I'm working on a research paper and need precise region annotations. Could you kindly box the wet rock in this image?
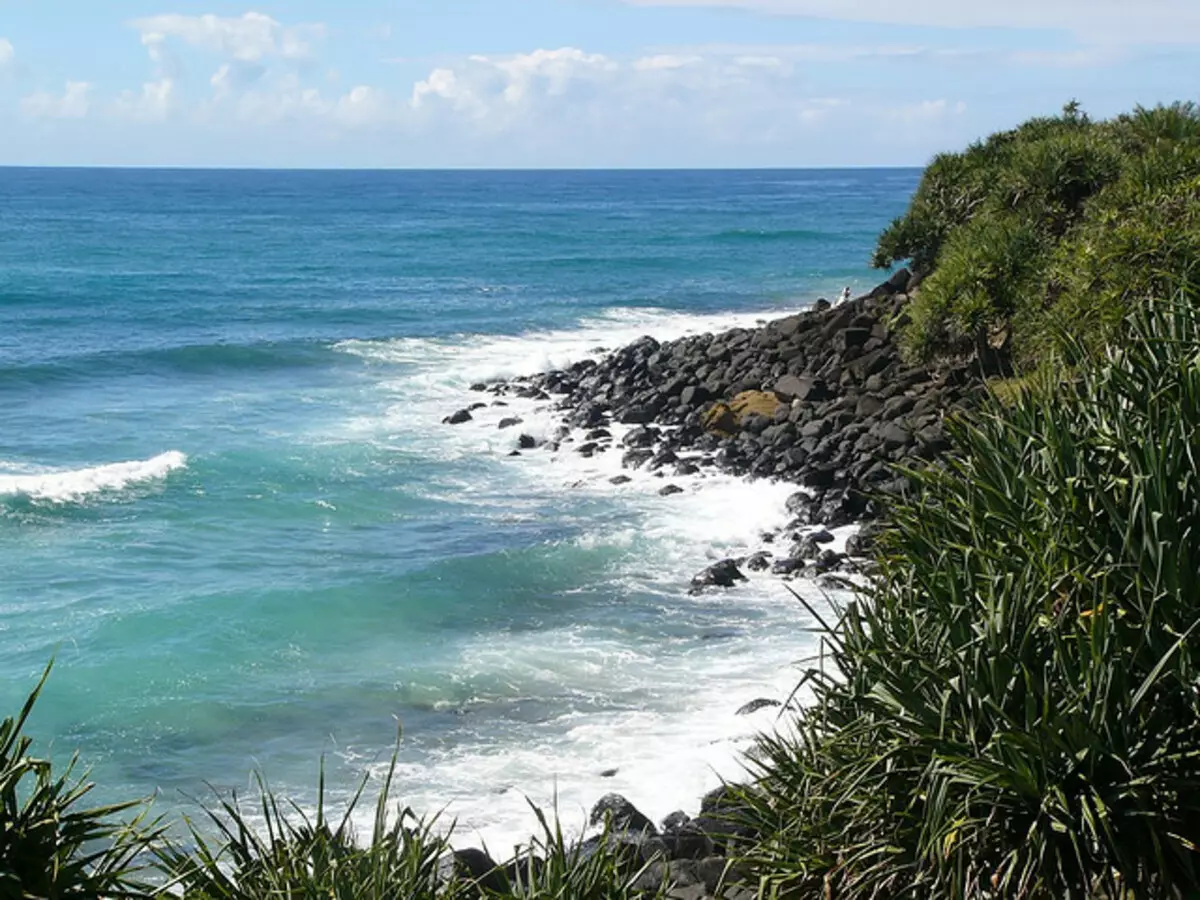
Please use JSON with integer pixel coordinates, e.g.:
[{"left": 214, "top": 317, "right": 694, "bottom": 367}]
[
  {"left": 622, "top": 449, "right": 654, "bottom": 469},
  {"left": 690, "top": 559, "right": 747, "bottom": 593},
  {"left": 659, "top": 484, "right": 685, "bottom": 496},
  {"left": 590, "top": 793, "right": 657, "bottom": 835},
  {"left": 443, "top": 409, "right": 473, "bottom": 425},
  {"left": 497, "top": 417, "right": 523, "bottom": 430},
  {"left": 736, "top": 698, "right": 781, "bottom": 716},
  {"left": 623, "top": 425, "right": 660, "bottom": 448},
  {"left": 744, "top": 551, "right": 773, "bottom": 572},
  {"left": 517, "top": 434, "right": 538, "bottom": 449},
  {"left": 610, "top": 475, "right": 633, "bottom": 485}
]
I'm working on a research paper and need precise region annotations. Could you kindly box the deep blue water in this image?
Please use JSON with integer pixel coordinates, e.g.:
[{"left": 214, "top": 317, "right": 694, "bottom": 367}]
[{"left": 0, "top": 168, "right": 917, "bottom": 841}]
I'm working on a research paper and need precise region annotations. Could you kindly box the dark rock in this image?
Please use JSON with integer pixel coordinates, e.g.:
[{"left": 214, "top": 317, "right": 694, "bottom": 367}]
[
  {"left": 577, "top": 442, "right": 600, "bottom": 457},
  {"left": 774, "top": 374, "right": 830, "bottom": 403},
  {"left": 736, "top": 698, "right": 781, "bottom": 716},
  {"left": 589, "top": 793, "right": 657, "bottom": 835},
  {"left": 845, "top": 523, "right": 882, "bottom": 557},
  {"left": 744, "top": 551, "right": 773, "bottom": 572},
  {"left": 659, "top": 484, "right": 685, "bottom": 496},
  {"left": 619, "top": 399, "right": 665, "bottom": 425},
  {"left": 586, "top": 428, "right": 612, "bottom": 441},
  {"left": 623, "top": 426, "right": 660, "bottom": 448},
  {"left": 610, "top": 475, "right": 633, "bottom": 485},
  {"left": 622, "top": 449, "right": 654, "bottom": 469},
  {"left": 443, "top": 409, "right": 473, "bottom": 425},
  {"left": 517, "top": 434, "right": 538, "bottom": 449},
  {"left": 772, "top": 557, "right": 805, "bottom": 576},
  {"left": 690, "top": 559, "right": 747, "bottom": 593},
  {"left": 680, "top": 385, "right": 713, "bottom": 408},
  {"left": 660, "top": 821, "right": 714, "bottom": 862},
  {"left": 674, "top": 461, "right": 701, "bottom": 477},
  {"left": 470, "top": 382, "right": 489, "bottom": 392},
  {"left": 469, "top": 402, "right": 488, "bottom": 411},
  {"left": 439, "top": 848, "right": 505, "bottom": 892},
  {"left": 856, "top": 394, "right": 885, "bottom": 417}
]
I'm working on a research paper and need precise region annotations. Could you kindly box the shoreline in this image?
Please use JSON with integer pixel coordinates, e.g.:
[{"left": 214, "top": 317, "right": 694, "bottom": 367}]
[{"left": 433, "top": 271, "right": 977, "bottom": 896}]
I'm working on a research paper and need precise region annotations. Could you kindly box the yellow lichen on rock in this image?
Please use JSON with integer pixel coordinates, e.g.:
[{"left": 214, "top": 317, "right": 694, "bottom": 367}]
[
  {"left": 730, "top": 391, "right": 782, "bottom": 421},
  {"left": 701, "top": 391, "right": 782, "bottom": 435}
]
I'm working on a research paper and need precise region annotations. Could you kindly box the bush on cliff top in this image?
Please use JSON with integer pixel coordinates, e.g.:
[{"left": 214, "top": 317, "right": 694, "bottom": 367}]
[
  {"left": 875, "top": 101, "right": 1200, "bottom": 367},
  {"left": 740, "top": 297, "right": 1200, "bottom": 898}
]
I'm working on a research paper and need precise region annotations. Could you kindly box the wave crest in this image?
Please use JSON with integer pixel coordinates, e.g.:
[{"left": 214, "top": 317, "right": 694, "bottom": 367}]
[{"left": 0, "top": 451, "right": 189, "bottom": 504}]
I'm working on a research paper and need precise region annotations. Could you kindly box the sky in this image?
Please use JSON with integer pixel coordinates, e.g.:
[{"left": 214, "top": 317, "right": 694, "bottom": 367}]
[{"left": 0, "top": 0, "right": 1197, "bottom": 167}]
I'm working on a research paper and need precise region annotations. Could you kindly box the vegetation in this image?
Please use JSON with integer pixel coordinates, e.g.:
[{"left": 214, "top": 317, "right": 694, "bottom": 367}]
[
  {"left": 7, "top": 103, "right": 1200, "bottom": 899},
  {"left": 874, "top": 102, "right": 1200, "bottom": 368},
  {"left": 0, "top": 665, "right": 160, "bottom": 898},
  {"left": 739, "top": 297, "right": 1200, "bottom": 898},
  {"left": 2, "top": 675, "right": 671, "bottom": 899}
]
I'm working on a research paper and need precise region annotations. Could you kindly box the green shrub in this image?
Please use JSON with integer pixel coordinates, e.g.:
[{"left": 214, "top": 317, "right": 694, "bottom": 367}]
[
  {"left": 740, "top": 298, "right": 1200, "bottom": 898},
  {"left": 155, "top": 750, "right": 458, "bottom": 900},
  {"left": 0, "top": 665, "right": 159, "bottom": 898},
  {"left": 877, "top": 102, "right": 1200, "bottom": 368}
]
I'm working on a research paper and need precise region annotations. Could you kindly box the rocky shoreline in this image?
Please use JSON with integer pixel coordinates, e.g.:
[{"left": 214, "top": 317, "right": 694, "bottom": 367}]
[
  {"left": 434, "top": 272, "right": 982, "bottom": 897},
  {"left": 445, "top": 269, "right": 977, "bottom": 587}
]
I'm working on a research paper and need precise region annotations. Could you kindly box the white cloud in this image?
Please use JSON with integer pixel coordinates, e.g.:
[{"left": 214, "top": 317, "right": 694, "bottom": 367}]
[
  {"left": 129, "top": 12, "right": 326, "bottom": 63},
  {"left": 21, "top": 82, "right": 92, "bottom": 119},
  {"left": 633, "top": 54, "right": 703, "bottom": 70},
  {"left": 0, "top": 38, "right": 14, "bottom": 69},
  {"left": 116, "top": 79, "right": 176, "bottom": 120},
  {"left": 623, "top": 0, "right": 1200, "bottom": 44}
]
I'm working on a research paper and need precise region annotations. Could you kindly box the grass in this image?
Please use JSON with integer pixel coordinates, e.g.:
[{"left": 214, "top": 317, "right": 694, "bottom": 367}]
[{"left": 0, "top": 663, "right": 161, "bottom": 898}]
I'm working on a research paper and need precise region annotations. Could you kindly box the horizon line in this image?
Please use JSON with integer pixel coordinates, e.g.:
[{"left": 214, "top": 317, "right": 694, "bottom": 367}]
[{"left": 0, "top": 163, "right": 926, "bottom": 173}]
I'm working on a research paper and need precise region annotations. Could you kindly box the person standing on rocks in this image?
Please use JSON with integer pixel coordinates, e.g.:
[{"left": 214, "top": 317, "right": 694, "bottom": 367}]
[{"left": 836, "top": 286, "right": 852, "bottom": 306}]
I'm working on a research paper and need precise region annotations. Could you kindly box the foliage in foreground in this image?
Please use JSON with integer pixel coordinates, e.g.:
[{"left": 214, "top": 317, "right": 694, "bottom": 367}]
[
  {"left": 740, "top": 299, "right": 1200, "bottom": 898},
  {"left": 1, "top": 672, "right": 672, "bottom": 900},
  {"left": 0, "top": 665, "right": 160, "bottom": 898},
  {"left": 874, "top": 101, "right": 1200, "bottom": 367}
]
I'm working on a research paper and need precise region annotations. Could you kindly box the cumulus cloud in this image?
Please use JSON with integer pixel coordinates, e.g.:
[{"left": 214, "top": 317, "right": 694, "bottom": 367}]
[
  {"left": 21, "top": 82, "right": 92, "bottom": 119},
  {"left": 129, "top": 12, "right": 326, "bottom": 63},
  {"left": 622, "top": 0, "right": 1200, "bottom": 44}
]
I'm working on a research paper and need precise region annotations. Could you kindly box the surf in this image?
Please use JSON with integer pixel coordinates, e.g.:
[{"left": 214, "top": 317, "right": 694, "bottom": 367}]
[{"left": 0, "top": 451, "right": 188, "bottom": 504}]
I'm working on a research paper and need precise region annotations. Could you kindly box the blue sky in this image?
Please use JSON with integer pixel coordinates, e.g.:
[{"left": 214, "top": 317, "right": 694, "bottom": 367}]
[{"left": 0, "top": 0, "right": 1197, "bottom": 167}]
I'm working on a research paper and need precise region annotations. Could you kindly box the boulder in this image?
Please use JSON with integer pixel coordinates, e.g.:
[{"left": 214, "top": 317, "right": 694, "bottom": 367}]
[
  {"left": 777, "top": 374, "right": 831, "bottom": 403},
  {"left": 659, "top": 484, "right": 685, "bottom": 496},
  {"left": 443, "top": 409, "right": 473, "bottom": 425},
  {"left": 680, "top": 385, "right": 713, "bottom": 408},
  {"left": 729, "top": 391, "right": 782, "bottom": 422},
  {"left": 690, "top": 559, "right": 747, "bottom": 593},
  {"left": 701, "top": 402, "right": 739, "bottom": 436},
  {"left": 589, "top": 793, "right": 657, "bottom": 835},
  {"left": 744, "top": 551, "right": 773, "bottom": 572},
  {"left": 517, "top": 434, "right": 538, "bottom": 449},
  {"left": 498, "top": 417, "right": 523, "bottom": 429}
]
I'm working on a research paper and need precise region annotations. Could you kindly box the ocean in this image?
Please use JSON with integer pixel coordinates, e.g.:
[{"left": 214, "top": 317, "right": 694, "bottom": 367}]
[{"left": 0, "top": 168, "right": 918, "bottom": 847}]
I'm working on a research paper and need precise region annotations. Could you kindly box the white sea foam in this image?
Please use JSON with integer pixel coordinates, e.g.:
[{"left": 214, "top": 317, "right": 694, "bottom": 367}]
[
  {"left": 0, "top": 451, "right": 188, "bottom": 503},
  {"left": 333, "top": 302, "right": 849, "bottom": 848}
]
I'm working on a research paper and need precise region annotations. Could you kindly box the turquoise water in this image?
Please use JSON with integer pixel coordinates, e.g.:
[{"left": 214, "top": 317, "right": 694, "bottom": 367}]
[{"left": 0, "top": 168, "right": 917, "bottom": 842}]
